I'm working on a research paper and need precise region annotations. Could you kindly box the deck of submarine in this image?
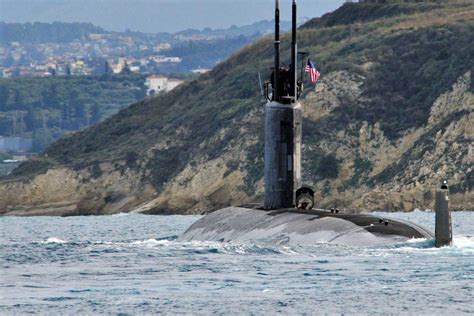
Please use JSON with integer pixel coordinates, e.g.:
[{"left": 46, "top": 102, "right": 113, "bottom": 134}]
[{"left": 179, "top": 206, "right": 434, "bottom": 246}]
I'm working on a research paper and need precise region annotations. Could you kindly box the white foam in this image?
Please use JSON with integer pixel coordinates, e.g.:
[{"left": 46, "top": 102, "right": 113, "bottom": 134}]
[
  {"left": 405, "top": 237, "right": 429, "bottom": 244},
  {"left": 111, "top": 212, "right": 130, "bottom": 217},
  {"left": 131, "top": 239, "right": 170, "bottom": 246},
  {"left": 452, "top": 236, "right": 474, "bottom": 249},
  {"left": 43, "top": 237, "right": 67, "bottom": 244}
]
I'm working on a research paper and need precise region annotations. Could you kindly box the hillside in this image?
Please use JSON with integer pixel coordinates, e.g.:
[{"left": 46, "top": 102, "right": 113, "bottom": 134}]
[
  {"left": 0, "top": 22, "right": 104, "bottom": 44},
  {"left": 0, "top": 1, "right": 472, "bottom": 216}
]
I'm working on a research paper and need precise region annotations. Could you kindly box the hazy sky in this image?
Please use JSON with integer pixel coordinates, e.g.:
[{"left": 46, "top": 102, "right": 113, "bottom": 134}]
[{"left": 0, "top": 0, "right": 345, "bottom": 33}]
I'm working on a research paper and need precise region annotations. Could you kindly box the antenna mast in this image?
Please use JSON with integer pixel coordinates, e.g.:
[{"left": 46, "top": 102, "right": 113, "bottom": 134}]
[
  {"left": 291, "top": 0, "right": 297, "bottom": 99},
  {"left": 274, "top": 0, "right": 280, "bottom": 102}
]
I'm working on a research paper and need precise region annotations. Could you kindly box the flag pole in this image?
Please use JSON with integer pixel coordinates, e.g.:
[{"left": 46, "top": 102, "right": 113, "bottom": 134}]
[{"left": 298, "top": 52, "right": 308, "bottom": 83}]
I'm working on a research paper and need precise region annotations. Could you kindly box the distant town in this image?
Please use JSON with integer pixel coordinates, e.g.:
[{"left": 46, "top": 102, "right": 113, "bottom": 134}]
[
  {"left": 0, "top": 19, "right": 291, "bottom": 79},
  {"left": 0, "top": 34, "right": 211, "bottom": 79}
]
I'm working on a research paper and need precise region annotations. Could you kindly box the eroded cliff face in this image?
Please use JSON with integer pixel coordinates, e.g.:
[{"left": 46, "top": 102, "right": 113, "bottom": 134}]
[
  {"left": 0, "top": 71, "right": 471, "bottom": 215},
  {"left": 0, "top": 160, "right": 149, "bottom": 216},
  {"left": 303, "top": 71, "right": 473, "bottom": 212}
]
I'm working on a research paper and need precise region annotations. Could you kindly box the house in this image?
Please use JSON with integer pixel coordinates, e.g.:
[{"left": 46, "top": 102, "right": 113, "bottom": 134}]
[
  {"left": 107, "top": 60, "right": 123, "bottom": 74},
  {"left": 151, "top": 56, "right": 182, "bottom": 64},
  {"left": 145, "top": 75, "right": 184, "bottom": 96},
  {"left": 145, "top": 74, "right": 168, "bottom": 95},
  {"left": 154, "top": 43, "right": 171, "bottom": 52}
]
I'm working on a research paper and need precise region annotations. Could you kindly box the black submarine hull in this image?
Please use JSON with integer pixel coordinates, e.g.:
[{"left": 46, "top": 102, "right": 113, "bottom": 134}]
[{"left": 179, "top": 207, "right": 434, "bottom": 247}]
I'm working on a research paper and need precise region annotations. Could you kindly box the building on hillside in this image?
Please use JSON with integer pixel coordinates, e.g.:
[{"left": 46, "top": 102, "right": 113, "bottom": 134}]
[
  {"left": 145, "top": 75, "right": 168, "bottom": 95},
  {"left": 145, "top": 75, "right": 184, "bottom": 96},
  {"left": 106, "top": 60, "right": 123, "bottom": 74},
  {"left": 154, "top": 43, "right": 171, "bottom": 52},
  {"left": 0, "top": 68, "right": 13, "bottom": 78},
  {"left": 54, "top": 63, "right": 70, "bottom": 76},
  {"left": 67, "top": 60, "right": 93, "bottom": 76},
  {"left": 151, "top": 56, "right": 182, "bottom": 64},
  {"left": 129, "top": 65, "right": 141, "bottom": 73}
]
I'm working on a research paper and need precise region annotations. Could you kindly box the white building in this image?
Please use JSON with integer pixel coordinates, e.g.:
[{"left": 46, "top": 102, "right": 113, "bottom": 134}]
[
  {"left": 145, "top": 75, "right": 184, "bottom": 96},
  {"left": 151, "top": 56, "right": 182, "bottom": 63},
  {"left": 129, "top": 65, "right": 141, "bottom": 73}
]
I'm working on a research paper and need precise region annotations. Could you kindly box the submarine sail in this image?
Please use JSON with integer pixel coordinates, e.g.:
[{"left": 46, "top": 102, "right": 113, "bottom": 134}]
[{"left": 265, "top": 0, "right": 302, "bottom": 209}]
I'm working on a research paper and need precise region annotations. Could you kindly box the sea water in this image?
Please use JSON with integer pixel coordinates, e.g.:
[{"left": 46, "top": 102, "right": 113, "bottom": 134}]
[{"left": 1, "top": 211, "right": 473, "bottom": 314}]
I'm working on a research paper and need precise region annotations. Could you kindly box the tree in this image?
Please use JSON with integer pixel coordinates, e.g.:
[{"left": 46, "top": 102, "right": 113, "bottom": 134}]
[
  {"left": 90, "top": 103, "right": 101, "bottom": 123},
  {"left": 24, "top": 105, "right": 37, "bottom": 131},
  {"left": 3, "top": 55, "right": 15, "bottom": 67},
  {"left": 74, "top": 103, "right": 86, "bottom": 127},
  {"left": 13, "top": 89, "right": 24, "bottom": 106},
  {"left": 317, "top": 155, "right": 339, "bottom": 179},
  {"left": 104, "top": 60, "right": 112, "bottom": 74},
  {"left": 0, "top": 85, "right": 9, "bottom": 105},
  {"left": 41, "top": 82, "right": 59, "bottom": 107},
  {"left": 120, "top": 62, "right": 132, "bottom": 75},
  {"left": 32, "top": 128, "right": 53, "bottom": 152}
]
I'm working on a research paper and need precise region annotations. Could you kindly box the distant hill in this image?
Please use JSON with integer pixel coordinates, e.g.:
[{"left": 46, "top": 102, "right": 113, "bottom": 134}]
[
  {"left": 1, "top": 1, "right": 472, "bottom": 215},
  {"left": 0, "top": 22, "right": 104, "bottom": 44},
  {"left": 176, "top": 20, "right": 292, "bottom": 38},
  {"left": 0, "top": 19, "right": 290, "bottom": 45}
]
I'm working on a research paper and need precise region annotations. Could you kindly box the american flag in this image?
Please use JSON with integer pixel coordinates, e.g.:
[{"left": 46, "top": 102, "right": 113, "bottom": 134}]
[{"left": 305, "top": 59, "right": 320, "bottom": 83}]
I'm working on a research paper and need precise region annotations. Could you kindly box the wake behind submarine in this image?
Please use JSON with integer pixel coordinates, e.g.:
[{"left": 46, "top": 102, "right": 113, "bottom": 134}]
[{"left": 180, "top": 0, "right": 452, "bottom": 248}]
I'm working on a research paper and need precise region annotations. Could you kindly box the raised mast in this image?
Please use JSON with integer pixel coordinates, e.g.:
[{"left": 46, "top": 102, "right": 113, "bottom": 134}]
[
  {"left": 274, "top": 0, "right": 280, "bottom": 102},
  {"left": 290, "top": 0, "right": 297, "bottom": 99}
]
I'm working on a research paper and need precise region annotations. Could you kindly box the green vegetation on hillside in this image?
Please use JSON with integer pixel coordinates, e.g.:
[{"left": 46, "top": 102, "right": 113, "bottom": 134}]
[
  {"left": 159, "top": 35, "right": 256, "bottom": 73},
  {"left": 302, "top": 1, "right": 443, "bottom": 28},
  {"left": 0, "top": 75, "right": 146, "bottom": 151}
]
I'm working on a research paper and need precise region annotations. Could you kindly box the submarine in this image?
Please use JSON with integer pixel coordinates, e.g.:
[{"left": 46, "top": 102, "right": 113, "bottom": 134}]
[{"left": 180, "top": 0, "right": 452, "bottom": 248}]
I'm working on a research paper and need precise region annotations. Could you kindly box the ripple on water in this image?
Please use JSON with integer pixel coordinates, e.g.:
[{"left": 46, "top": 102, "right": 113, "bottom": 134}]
[{"left": 0, "top": 212, "right": 473, "bottom": 314}]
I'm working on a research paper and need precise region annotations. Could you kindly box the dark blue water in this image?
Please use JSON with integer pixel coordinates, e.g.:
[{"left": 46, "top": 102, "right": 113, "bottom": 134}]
[{"left": 1, "top": 211, "right": 473, "bottom": 314}]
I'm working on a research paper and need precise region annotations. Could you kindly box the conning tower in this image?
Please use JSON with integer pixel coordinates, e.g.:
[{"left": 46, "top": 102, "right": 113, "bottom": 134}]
[{"left": 264, "top": 0, "right": 302, "bottom": 209}]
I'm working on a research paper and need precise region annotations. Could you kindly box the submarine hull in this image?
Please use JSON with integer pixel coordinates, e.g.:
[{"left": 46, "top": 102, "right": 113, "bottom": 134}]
[{"left": 179, "top": 207, "right": 434, "bottom": 247}]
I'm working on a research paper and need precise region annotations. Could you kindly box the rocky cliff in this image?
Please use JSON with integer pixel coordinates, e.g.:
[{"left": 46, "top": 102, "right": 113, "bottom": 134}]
[{"left": 1, "top": 1, "right": 473, "bottom": 215}]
